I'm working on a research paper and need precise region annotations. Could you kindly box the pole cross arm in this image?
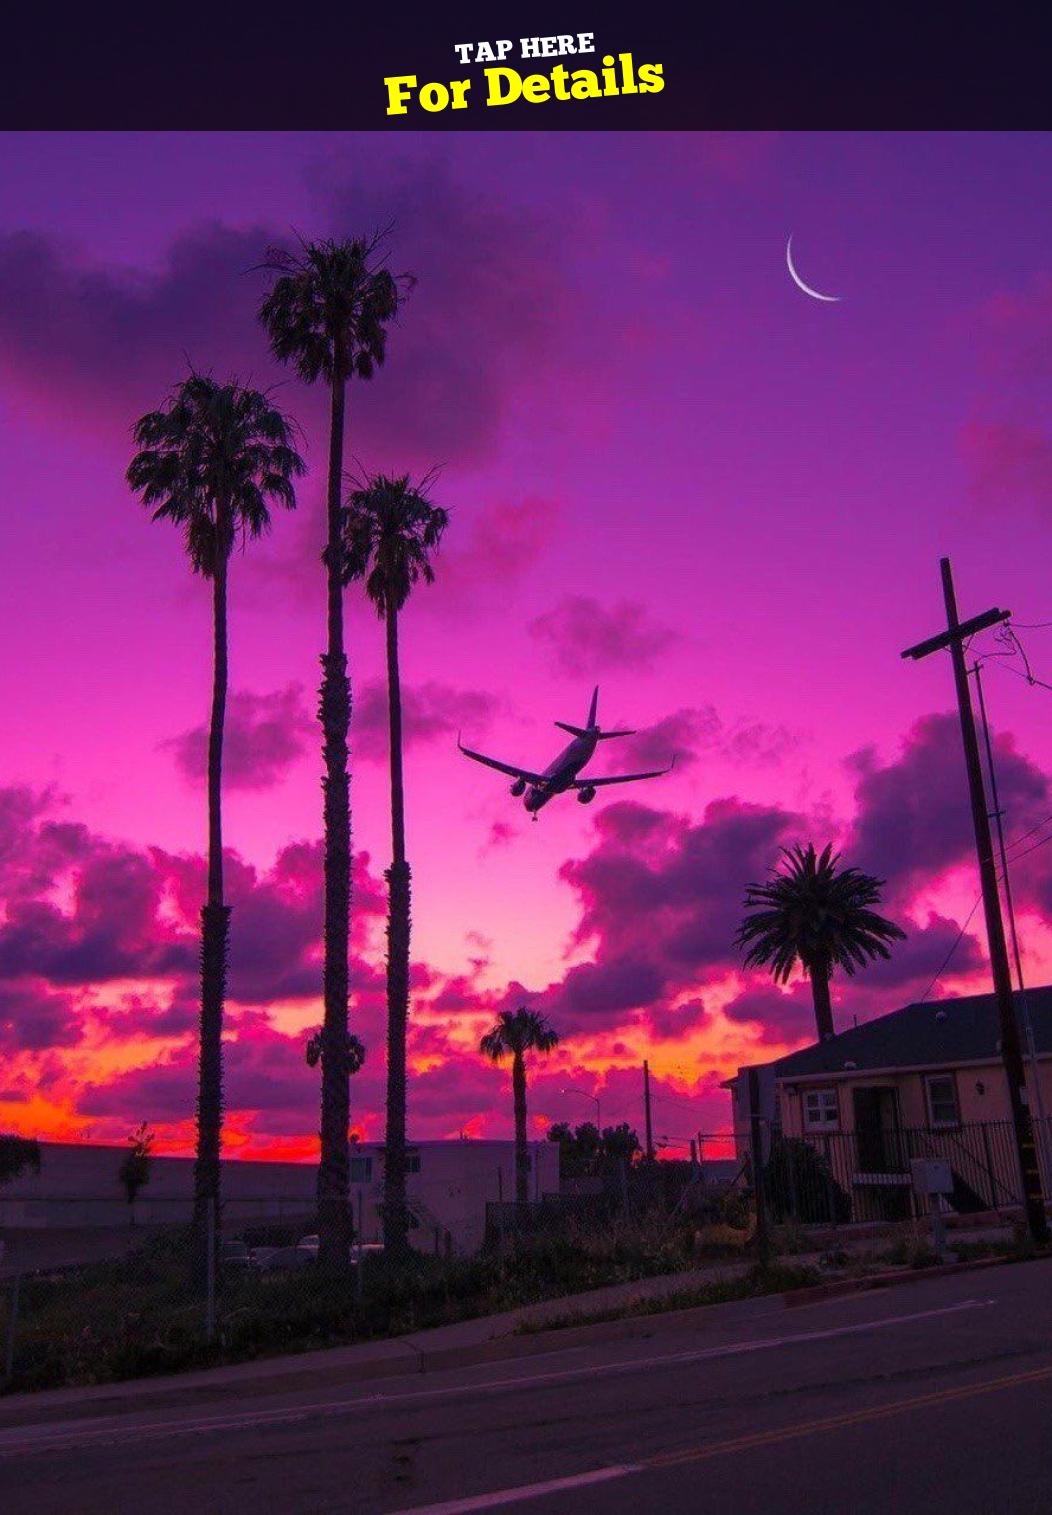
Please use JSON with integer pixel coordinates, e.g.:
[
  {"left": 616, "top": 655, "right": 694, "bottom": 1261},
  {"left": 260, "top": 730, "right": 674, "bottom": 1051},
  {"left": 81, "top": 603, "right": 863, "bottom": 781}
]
[{"left": 900, "top": 606, "right": 1011, "bottom": 661}]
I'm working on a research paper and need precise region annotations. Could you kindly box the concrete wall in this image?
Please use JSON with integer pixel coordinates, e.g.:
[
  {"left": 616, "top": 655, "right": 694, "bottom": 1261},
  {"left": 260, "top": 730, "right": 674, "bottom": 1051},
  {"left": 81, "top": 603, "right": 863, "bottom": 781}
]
[
  {"left": 0, "top": 1138, "right": 561, "bottom": 1255},
  {"left": 351, "top": 1140, "right": 560, "bottom": 1254}
]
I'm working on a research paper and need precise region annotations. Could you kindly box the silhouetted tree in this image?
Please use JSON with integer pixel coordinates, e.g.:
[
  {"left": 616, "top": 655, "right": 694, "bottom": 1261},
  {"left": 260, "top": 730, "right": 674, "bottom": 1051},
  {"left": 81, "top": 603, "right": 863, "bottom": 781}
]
[
  {"left": 600, "top": 1122, "right": 642, "bottom": 1168},
  {"left": 548, "top": 1121, "right": 641, "bottom": 1179},
  {"left": 0, "top": 1135, "right": 41, "bottom": 1186},
  {"left": 343, "top": 472, "right": 448, "bottom": 1259},
  {"left": 258, "top": 236, "right": 409, "bottom": 1268},
  {"left": 735, "top": 843, "right": 905, "bottom": 1042},
  {"left": 118, "top": 1122, "right": 155, "bottom": 1221},
  {"left": 764, "top": 1135, "right": 852, "bottom": 1223},
  {"left": 547, "top": 1121, "right": 600, "bottom": 1178},
  {"left": 480, "top": 1008, "right": 560, "bottom": 1204},
  {"left": 127, "top": 376, "right": 302, "bottom": 1238}
]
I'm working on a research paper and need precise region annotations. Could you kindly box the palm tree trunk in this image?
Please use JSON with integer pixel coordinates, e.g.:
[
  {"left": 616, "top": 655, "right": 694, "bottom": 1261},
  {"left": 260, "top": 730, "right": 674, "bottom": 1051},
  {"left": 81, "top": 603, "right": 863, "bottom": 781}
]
[
  {"left": 384, "top": 605, "right": 412, "bottom": 1258},
  {"left": 512, "top": 1051, "right": 529, "bottom": 1206},
  {"left": 196, "top": 544, "right": 231, "bottom": 1261},
  {"left": 810, "top": 963, "right": 835, "bottom": 1042},
  {"left": 317, "top": 367, "right": 352, "bottom": 1267}
]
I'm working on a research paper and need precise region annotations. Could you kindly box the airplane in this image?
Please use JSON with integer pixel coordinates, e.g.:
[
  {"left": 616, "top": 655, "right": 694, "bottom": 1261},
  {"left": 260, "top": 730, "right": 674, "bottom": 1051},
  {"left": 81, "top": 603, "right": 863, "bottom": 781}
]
[{"left": 458, "top": 687, "right": 673, "bottom": 818}]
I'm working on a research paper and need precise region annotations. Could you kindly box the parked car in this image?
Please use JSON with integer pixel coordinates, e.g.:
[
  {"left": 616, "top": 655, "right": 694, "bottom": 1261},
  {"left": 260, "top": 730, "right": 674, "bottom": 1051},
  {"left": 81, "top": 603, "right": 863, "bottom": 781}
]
[
  {"left": 220, "top": 1240, "right": 255, "bottom": 1272},
  {"left": 295, "top": 1233, "right": 384, "bottom": 1265},
  {"left": 351, "top": 1242, "right": 384, "bottom": 1265},
  {"left": 255, "top": 1245, "right": 312, "bottom": 1273}
]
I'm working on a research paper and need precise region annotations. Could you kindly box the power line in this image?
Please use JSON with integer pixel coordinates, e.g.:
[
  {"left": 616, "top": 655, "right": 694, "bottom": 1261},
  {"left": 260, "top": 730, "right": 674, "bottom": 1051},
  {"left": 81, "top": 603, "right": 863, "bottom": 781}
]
[
  {"left": 914, "top": 894, "right": 983, "bottom": 1006},
  {"left": 1003, "top": 828, "right": 1052, "bottom": 867},
  {"left": 990, "top": 658, "right": 1052, "bottom": 694}
]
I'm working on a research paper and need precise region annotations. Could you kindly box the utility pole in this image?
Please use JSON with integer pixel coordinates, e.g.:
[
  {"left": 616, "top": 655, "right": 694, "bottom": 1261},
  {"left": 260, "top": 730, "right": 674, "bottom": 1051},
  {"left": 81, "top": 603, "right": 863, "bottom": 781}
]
[
  {"left": 747, "top": 1065, "right": 771, "bottom": 1267},
  {"left": 643, "top": 1059, "right": 654, "bottom": 1161},
  {"left": 902, "top": 557, "right": 1048, "bottom": 1244},
  {"left": 973, "top": 659, "right": 1052, "bottom": 1184}
]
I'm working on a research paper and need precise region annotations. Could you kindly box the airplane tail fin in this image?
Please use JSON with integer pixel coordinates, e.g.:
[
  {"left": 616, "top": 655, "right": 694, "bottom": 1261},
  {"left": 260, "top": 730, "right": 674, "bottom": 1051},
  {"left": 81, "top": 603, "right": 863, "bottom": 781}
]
[
  {"left": 557, "top": 688, "right": 634, "bottom": 739},
  {"left": 555, "top": 686, "right": 602, "bottom": 740}
]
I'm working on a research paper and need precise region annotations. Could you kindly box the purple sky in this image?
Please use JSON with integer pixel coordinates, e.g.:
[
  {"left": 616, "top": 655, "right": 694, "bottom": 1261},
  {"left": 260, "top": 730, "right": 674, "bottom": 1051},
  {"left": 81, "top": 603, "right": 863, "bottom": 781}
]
[{"left": 3, "top": 131, "right": 1052, "bottom": 1158}]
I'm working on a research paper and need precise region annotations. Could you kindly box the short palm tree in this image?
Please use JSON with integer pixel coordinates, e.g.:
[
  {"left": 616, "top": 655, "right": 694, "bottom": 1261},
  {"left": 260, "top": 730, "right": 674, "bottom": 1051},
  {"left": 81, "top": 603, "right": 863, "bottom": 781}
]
[
  {"left": 480, "top": 1008, "right": 560, "bottom": 1205},
  {"left": 258, "top": 235, "right": 409, "bottom": 1265},
  {"left": 735, "top": 843, "right": 905, "bottom": 1042},
  {"left": 343, "top": 472, "right": 448, "bottom": 1259},
  {"left": 127, "top": 375, "right": 303, "bottom": 1239}
]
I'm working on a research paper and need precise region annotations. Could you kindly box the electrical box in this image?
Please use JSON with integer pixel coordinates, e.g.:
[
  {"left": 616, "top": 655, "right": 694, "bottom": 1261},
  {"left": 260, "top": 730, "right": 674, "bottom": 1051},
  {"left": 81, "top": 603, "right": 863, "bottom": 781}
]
[{"left": 910, "top": 1157, "right": 953, "bottom": 1196}]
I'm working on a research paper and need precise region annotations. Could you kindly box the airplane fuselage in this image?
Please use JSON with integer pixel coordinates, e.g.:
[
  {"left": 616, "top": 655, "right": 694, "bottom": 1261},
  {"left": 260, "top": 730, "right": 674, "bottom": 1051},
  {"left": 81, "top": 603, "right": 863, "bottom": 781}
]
[
  {"left": 458, "top": 685, "right": 669, "bottom": 818},
  {"left": 524, "top": 731, "right": 598, "bottom": 812}
]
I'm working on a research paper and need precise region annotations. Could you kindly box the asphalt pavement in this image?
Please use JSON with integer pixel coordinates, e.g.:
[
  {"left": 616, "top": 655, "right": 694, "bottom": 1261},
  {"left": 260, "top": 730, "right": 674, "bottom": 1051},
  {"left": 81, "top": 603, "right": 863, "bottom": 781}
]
[{"left": 0, "top": 1258, "right": 1049, "bottom": 1513}]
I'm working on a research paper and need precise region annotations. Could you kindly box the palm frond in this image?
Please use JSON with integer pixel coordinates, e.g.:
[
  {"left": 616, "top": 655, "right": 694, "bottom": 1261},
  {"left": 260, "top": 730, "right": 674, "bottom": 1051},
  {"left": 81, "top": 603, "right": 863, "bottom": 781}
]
[
  {"left": 257, "top": 233, "right": 412, "bottom": 387},
  {"left": 735, "top": 841, "right": 906, "bottom": 985},
  {"left": 478, "top": 1005, "right": 560, "bottom": 1060},
  {"left": 127, "top": 374, "right": 303, "bottom": 575},
  {"left": 342, "top": 471, "right": 449, "bottom": 614}
]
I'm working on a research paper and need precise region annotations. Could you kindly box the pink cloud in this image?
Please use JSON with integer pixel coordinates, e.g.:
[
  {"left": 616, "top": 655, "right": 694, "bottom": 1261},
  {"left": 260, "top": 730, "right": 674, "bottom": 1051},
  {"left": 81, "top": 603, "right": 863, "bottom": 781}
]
[
  {"left": 847, "top": 712, "right": 1050, "bottom": 899},
  {"left": 165, "top": 685, "right": 314, "bottom": 790},
  {"left": 529, "top": 595, "right": 677, "bottom": 677},
  {"left": 352, "top": 680, "right": 499, "bottom": 762},
  {"left": 0, "top": 159, "right": 608, "bottom": 473},
  {"left": 618, "top": 708, "right": 796, "bottom": 772},
  {"left": 961, "top": 420, "right": 1052, "bottom": 514}
]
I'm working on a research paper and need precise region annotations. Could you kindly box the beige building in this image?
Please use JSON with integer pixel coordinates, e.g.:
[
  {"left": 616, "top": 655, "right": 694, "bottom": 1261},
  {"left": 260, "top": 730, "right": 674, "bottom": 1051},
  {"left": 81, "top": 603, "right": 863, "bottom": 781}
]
[{"left": 726, "top": 987, "right": 1052, "bottom": 1222}]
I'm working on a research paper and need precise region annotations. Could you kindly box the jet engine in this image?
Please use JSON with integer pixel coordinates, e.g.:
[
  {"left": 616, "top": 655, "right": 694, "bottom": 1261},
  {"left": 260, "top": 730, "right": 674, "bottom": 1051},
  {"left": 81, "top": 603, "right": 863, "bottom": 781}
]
[
  {"left": 577, "top": 785, "right": 597, "bottom": 804},
  {"left": 510, "top": 777, "right": 527, "bottom": 797}
]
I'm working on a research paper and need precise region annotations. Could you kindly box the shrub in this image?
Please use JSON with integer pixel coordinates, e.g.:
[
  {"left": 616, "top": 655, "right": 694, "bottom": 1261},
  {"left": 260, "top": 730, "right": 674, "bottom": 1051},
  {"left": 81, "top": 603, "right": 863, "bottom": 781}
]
[{"left": 764, "top": 1137, "right": 852, "bottom": 1224}]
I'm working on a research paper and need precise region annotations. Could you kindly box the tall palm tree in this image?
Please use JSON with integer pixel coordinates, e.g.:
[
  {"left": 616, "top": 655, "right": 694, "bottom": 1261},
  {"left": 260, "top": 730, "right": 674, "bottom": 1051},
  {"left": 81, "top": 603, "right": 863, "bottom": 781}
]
[
  {"left": 127, "top": 375, "right": 303, "bottom": 1235},
  {"left": 735, "top": 843, "right": 905, "bottom": 1042},
  {"left": 258, "top": 235, "right": 409, "bottom": 1264},
  {"left": 480, "top": 1007, "right": 560, "bottom": 1205},
  {"left": 343, "top": 472, "right": 448, "bottom": 1259}
]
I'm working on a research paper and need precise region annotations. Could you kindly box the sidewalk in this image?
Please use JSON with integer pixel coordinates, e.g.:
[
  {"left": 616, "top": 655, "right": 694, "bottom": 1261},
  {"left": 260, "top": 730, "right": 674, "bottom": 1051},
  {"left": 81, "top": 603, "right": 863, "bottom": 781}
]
[
  {"left": 0, "top": 1242, "right": 1023, "bottom": 1430},
  {"left": 0, "top": 1255, "right": 771, "bottom": 1427}
]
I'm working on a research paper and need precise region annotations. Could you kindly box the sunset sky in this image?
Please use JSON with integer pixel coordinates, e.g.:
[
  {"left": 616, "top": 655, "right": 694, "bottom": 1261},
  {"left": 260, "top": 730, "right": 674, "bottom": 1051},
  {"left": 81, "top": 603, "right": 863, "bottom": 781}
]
[{"left": 4, "top": 130, "right": 1052, "bottom": 1161}]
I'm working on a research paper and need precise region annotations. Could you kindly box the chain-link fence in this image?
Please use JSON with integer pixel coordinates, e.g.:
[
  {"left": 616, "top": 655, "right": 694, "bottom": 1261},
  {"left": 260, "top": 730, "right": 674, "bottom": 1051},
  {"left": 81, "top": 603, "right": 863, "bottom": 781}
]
[
  {"left": 485, "top": 1150, "right": 739, "bottom": 1246},
  {"left": 0, "top": 1196, "right": 319, "bottom": 1392},
  {"left": 1, "top": 1155, "right": 749, "bottom": 1394}
]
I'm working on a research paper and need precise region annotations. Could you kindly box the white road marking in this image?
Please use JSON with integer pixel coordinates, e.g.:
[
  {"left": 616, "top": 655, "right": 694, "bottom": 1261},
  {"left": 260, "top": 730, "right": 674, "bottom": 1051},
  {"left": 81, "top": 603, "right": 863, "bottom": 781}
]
[
  {"left": 0, "top": 1297, "right": 995, "bottom": 1458},
  {"left": 394, "top": 1465, "right": 638, "bottom": 1514}
]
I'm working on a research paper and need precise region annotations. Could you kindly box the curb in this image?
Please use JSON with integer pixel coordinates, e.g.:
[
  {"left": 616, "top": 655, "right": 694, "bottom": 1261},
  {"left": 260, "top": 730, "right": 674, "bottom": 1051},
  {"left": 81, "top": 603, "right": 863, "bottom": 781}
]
[
  {"left": 781, "top": 1251, "right": 1027, "bottom": 1308},
  {"left": 1, "top": 1251, "right": 1043, "bottom": 1429}
]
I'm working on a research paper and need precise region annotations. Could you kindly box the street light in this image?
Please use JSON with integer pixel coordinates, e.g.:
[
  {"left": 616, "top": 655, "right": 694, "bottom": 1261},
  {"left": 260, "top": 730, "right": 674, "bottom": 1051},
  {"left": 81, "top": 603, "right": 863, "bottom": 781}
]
[{"left": 561, "top": 1086, "right": 601, "bottom": 1128}]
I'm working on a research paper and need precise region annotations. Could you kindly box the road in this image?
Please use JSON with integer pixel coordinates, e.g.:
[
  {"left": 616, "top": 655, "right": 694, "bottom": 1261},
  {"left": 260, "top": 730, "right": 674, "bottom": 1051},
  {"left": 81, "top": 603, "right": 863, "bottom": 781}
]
[{"left": 0, "top": 1259, "right": 1050, "bottom": 1513}]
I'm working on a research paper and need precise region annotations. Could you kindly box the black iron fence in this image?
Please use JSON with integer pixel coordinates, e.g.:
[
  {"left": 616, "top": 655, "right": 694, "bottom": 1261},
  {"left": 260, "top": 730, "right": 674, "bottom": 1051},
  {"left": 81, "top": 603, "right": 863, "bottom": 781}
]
[{"left": 753, "top": 1118, "right": 1052, "bottom": 1227}]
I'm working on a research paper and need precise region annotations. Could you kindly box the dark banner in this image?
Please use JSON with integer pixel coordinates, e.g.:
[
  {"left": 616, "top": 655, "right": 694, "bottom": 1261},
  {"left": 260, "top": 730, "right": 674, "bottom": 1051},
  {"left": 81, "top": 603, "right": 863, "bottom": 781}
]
[{"left": 4, "top": 7, "right": 1052, "bottom": 128}]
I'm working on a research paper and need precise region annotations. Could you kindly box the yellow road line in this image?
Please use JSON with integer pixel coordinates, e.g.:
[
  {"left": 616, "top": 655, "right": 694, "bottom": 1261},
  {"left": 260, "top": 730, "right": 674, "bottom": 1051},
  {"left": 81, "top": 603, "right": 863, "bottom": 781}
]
[
  {"left": 399, "top": 1361, "right": 1052, "bottom": 1512},
  {"left": 649, "top": 1361, "right": 1052, "bottom": 1468}
]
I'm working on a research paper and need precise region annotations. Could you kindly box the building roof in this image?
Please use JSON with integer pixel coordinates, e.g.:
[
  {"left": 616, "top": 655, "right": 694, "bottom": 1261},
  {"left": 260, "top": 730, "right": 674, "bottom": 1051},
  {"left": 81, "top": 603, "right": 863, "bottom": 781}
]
[{"left": 771, "top": 985, "right": 1052, "bottom": 1080}]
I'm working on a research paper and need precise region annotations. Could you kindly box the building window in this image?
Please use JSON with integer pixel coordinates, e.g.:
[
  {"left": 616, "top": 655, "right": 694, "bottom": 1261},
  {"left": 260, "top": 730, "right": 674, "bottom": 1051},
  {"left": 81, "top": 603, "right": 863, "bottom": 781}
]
[
  {"left": 925, "top": 1075, "right": 960, "bottom": 1129},
  {"left": 802, "top": 1088, "right": 839, "bottom": 1130},
  {"left": 350, "top": 1156, "right": 373, "bottom": 1183}
]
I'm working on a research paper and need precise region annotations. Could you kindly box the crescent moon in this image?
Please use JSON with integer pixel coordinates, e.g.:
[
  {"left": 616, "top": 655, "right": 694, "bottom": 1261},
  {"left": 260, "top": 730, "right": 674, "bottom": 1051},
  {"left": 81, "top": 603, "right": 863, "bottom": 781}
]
[{"left": 786, "top": 235, "right": 841, "bottom": 303}]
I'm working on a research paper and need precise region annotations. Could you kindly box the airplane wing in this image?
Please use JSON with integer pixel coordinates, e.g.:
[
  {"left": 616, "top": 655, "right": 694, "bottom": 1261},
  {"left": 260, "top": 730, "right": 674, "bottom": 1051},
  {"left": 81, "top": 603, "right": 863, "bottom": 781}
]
[
  {"left": 572, "top": 761, "right": 674, "bottom": 788},
  {"left": 457, "top": 738, "right": 547, "bottom": 785}
]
